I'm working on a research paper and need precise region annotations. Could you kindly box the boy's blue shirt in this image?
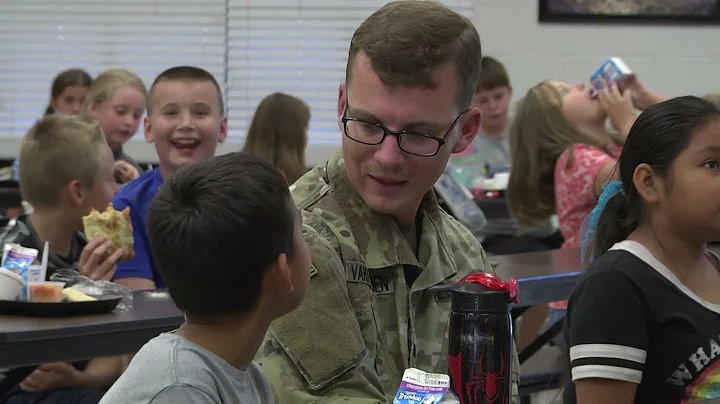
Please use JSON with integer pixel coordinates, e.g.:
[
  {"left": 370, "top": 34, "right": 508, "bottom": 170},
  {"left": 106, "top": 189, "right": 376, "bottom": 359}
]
[{"left": 112, "top": 168, "right": 166, "bottom": 288}]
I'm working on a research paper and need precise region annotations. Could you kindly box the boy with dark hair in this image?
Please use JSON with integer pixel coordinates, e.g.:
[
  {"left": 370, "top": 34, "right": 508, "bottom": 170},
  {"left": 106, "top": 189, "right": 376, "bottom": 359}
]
[
  {"left": 112, "top": 65, "right": 228, "bottom": 291},
  {"left": 99, "top": 152, "right": 311, "bottom": 404},
  {"left": 468, "top": 55, "right": 513, "bottom": 167}
]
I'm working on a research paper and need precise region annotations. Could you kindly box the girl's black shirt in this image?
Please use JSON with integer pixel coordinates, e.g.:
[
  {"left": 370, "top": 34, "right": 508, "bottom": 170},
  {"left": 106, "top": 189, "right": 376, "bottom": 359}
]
[{"left": 565, "top": 240, "right": 720, "bottom": 403}]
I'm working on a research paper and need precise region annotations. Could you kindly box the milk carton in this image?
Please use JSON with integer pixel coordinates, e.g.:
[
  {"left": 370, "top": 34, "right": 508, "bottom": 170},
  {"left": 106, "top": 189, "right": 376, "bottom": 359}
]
[
  {"left": 590, "top": 57, "right": 633, "bottom": 97},
  {"left": 393, "top": 368, "right": 450, "bottom": 404}
]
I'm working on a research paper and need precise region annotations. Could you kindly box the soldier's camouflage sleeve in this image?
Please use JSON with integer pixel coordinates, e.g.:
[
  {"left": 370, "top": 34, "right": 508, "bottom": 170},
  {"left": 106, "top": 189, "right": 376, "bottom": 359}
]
[{"left": 255, "top": 226, "right": 390, "bottom": 403}]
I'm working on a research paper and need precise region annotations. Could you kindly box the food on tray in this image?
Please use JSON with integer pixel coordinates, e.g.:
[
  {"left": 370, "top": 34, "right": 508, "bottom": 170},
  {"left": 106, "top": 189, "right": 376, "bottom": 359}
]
[
  {"left": 62, "top": 288, "right": 97, "bottom": 302},
  {"left": 82, "top": 204, "right": 134, "bottom": 261},
  {"left": 29, "top": 282, "right": 64, "bottom": 303}
]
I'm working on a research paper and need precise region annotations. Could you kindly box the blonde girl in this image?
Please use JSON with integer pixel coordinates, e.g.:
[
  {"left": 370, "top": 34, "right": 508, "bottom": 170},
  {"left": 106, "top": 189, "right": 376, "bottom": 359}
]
[
  {"left": 84, "top": 68, "right": 148, "bottom": 183},
  {"left": 243, "top": 92, "right": 310, "bottom": 184},
  {"left": 506, "top": 77, "right": 665, "bottom": 338},
  {"left": 507, "top": 77, "right": 663, "bottom": 249}
]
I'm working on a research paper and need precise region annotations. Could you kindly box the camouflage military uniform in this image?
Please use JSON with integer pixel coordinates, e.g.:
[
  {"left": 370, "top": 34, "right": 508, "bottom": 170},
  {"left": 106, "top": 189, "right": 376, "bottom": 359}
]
[{"left": 256, "top": 153, "right": 520, "bottom": 403}]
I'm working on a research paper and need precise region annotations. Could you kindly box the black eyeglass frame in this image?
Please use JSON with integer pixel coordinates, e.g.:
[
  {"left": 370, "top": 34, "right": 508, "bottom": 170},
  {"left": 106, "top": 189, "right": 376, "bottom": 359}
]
[{"left": 341, "top": 107, "right": 469, "bottom": 157}]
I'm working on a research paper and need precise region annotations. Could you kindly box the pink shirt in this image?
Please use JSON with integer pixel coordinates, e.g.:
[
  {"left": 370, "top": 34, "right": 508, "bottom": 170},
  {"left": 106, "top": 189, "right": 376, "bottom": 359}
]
[{"left": 554, "top": 143, "right": 622, "bottom": 249}]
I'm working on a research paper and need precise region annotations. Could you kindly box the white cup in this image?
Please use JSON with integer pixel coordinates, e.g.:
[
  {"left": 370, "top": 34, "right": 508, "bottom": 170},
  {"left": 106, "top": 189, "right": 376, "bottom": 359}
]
[{"left": 0, "top": 267, "right": 25, "bottom": 301}]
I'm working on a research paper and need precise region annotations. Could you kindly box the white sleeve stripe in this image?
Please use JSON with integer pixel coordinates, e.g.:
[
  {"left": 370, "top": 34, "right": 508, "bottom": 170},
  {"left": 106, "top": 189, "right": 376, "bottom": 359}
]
[
  {"left": 570, "top": 344, "right": 647, "bottom": 364},
  {"left": 572, "top": 364, "right": 643, "bottom": 384}
]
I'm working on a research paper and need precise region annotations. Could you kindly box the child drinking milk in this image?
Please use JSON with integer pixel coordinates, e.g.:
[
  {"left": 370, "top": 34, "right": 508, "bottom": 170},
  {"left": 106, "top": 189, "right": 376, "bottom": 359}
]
[{"left": 565, "top": 96, "right": 720, "bottom": 403}]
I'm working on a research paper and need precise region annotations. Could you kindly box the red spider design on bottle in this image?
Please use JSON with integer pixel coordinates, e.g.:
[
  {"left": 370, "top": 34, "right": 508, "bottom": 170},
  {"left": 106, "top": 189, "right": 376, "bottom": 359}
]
[
  {"left": 448, "top": 351, "right": 463, "bottom": 403},
  {"left": 448, "top": 352, "right": 507, "bottom": 404},
  {"left": 474, "top": 355, "right": 506, "bottom": 404}
]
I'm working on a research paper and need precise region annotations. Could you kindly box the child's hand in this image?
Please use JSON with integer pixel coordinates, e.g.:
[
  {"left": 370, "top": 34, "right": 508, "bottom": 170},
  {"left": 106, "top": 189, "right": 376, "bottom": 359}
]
[
  {"left": 598, "top": 81, "right": 636, "bottom": 137},
  {"left": 114, "top": 161, "right": 140, "bottom": 184},
  {"left": 78, "top": 238, "right": 125, "bottom": 281},
  {"left": 19, "top": 362, "right": 80, "bottom": 392},
  {"left": 625, "top": 74, "right": 666, "bottom": 111}
]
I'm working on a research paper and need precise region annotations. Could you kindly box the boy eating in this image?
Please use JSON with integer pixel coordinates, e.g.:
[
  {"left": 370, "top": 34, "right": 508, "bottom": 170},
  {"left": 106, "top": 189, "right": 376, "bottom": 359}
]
[
  {"left": 112, "top": 66, "right": 227, "bottom": 291},
  {"left": 99, "top": 152, "right": 311, "bottom": 404},
  {"left": 0, "top": 114, "right": 125, "bottom": 403}
]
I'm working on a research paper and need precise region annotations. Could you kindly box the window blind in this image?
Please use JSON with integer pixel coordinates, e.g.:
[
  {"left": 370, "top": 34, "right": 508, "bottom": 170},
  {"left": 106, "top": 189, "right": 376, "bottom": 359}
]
[
  {"left": 0, "top": 0, "right": 475, "bottom": 149},
  {"left": 0, "top": 0, "right": 227, "bottom": 141},
  {"left": 226, "top": 0, "right": 476, "bottom": 144}
]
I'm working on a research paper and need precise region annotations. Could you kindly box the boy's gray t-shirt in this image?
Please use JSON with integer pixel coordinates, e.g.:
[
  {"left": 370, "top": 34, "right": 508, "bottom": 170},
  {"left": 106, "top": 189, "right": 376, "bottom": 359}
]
[
  {"left": 471, "top": 128, "right": 515, "bottom": 236},
  {"left": 471, "top": 128, "right": 511, "bottom": 169},
  {"left": 99, "top": 333, "right": 273, "bottom": 404}
]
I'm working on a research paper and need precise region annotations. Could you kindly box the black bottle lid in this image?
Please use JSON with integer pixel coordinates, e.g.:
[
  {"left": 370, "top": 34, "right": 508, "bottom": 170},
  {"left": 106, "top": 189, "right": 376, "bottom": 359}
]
[
  {"left": 428, "top": 272, "right": 518, "bottom": 314},
  {"left": 430, "top": 282, "right": 510, "bottom": 314}
]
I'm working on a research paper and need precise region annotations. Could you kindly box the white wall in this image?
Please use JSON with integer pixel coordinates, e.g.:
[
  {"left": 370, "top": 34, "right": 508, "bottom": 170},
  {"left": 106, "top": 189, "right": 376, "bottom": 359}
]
[
  {"left": 475, "top": 0, "right": 720, "bottom": 106},
  {"left": 2, "top": 0, "right": 719, "bottom": 166}
]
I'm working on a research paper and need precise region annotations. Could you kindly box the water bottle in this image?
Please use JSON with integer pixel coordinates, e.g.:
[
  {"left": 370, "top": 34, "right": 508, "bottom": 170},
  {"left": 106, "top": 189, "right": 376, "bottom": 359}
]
[
  {"left": 429, "top": 272, "right": 518, "bottom": 404},
  {"left": 433, "top": 168, "right": 487, "bottom": 234}
]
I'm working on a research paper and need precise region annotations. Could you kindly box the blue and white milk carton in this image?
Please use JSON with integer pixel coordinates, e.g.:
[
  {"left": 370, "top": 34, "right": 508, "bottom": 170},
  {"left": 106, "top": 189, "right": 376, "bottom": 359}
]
[
  {"left": 590, "top": 57, "right": 633, "bottom": 97},
  {"left": 393, "top": 368, "right": 451, "bottom": 404}
]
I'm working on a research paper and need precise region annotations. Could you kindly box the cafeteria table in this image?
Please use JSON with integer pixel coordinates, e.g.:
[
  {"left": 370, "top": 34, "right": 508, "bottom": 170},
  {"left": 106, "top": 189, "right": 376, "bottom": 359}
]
[
  {"left": 497, "top": 247, "right": 584, "bottom": 309},
  {"left": 0, "top": 290, "right": 183, "bottom": 368},
  {"left": 0, "top": 248, "right": 592, "bottom": 398},
  {"left": 491, "top": 247, "right": 583, "bottom": 364},
  {"left": 475, "top": 195, "right": 510, "bottom": 221},
  {"left": 0, "top": 251, "right": 584, "bottom": 368}
]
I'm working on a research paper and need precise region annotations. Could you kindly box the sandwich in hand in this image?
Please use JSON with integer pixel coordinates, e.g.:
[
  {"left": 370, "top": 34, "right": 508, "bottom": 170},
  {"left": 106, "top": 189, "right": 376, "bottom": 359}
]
[{"left": 82, "top": 204, "right": 134, "bottom": 261}]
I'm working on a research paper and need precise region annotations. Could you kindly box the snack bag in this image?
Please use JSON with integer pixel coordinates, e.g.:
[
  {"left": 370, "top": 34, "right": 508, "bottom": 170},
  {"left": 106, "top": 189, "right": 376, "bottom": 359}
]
[
  {"left": 590, "top": 57, "right": 633, "bottom": 97},
  {"left": 1, "top": 243, "right": 39, "bottom": 300},
  {"left": 393, "top": 368, "right": 450, "bottom": 404},
  {"left": 434, "top": 168, "right": 487, "bottom": 234}
]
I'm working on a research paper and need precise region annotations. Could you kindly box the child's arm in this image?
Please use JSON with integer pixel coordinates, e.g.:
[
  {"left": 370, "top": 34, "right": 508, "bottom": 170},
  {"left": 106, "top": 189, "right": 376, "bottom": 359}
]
[
  {"left": 594, "top": 161, "right": 619, "bottom": 197},
  {"left": 634, "top": 90, "right": 666, "bottom": 111},
  {"left": 575, "top": 379, "right": 637, "bottom": 404},
  {"left": 19, "top": 357, "right": 122, "bottom": 393},
  {"left": 626, "top": 74, "right": 667, "bottom": 111},
  {"left": 72, "top": 356, "right": 123, "bottom": 390}
]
